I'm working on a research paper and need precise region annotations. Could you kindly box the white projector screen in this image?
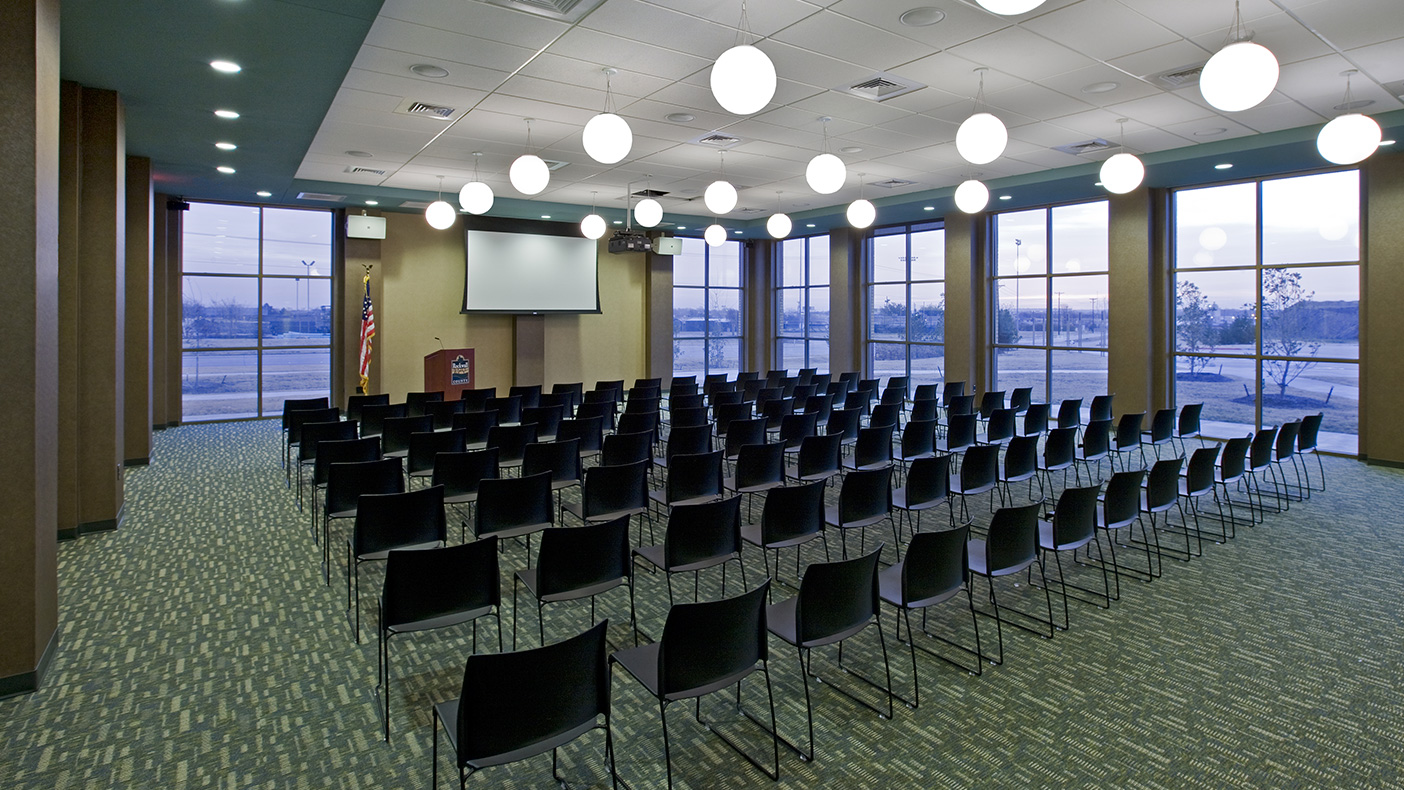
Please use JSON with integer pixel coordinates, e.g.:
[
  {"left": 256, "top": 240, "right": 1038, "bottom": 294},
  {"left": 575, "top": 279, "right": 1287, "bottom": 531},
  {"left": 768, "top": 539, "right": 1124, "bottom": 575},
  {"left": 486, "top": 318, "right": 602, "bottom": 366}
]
[{"left": 462, "top": 229, "right": 600, "bottom": 313}]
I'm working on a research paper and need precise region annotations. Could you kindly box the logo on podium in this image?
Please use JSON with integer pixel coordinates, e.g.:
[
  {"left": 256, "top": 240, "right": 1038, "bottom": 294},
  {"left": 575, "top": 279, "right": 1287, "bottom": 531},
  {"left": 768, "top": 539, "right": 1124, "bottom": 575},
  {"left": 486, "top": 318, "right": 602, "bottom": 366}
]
[{"left": 450, "top": 355, "right": 472, "bottom": 386}]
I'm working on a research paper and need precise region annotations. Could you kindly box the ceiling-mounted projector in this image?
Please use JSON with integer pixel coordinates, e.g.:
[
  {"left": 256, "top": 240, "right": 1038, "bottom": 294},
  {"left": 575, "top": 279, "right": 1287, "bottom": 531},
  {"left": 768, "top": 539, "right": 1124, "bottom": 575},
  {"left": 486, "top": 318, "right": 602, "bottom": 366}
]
[{"left": 608, "top": 230, "right": 650, "bottom": 254}]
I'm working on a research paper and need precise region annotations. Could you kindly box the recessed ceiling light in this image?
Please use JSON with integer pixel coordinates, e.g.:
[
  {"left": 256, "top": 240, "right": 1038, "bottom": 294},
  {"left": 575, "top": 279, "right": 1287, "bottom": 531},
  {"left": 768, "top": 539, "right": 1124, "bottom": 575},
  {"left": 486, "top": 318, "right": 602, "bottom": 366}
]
[
  {"left": 613, "top": 220, "right": 622, "bottom": 224},
  {"left": 1381, "top": 139, "right": 1397, "bottom": 145},
  {"left": 999, "top": 195, "right": 1013, "bottom": 200},
  {"left": 1094, "top": 181, "right": 1104, "bottom": 186},
  {"left": 217, "top": 166, "right": 235, "bottom": 174},
  {"left": 365, "top": 200, "right": 378, "bottom": 205},
  {"left": 677, "top": 226, "right": 687, "bottom": 230},
  {"left": 840, "top": 146, "right": 864, "bottom": 154},
  {"left": 256, "top": 190, "right": 271, "bottom": 197},
  {"left": 734, "top": 230, "right": 743, "bottom": 234},
  {"left": 210, "top": 60, "right": 241, "bottom": 74},
  {"left": 1081, "top": 81, "right": 1119, "bottom": 94},
  {"left": 215, "top": 142, "right": 236, "bottom": 150},
  {"left": 1214, "top": 163, "right": 1233, "bottom": 170},
  {"left": 899, "top": 7, "right": 946, "bottom": 26},
  {"left": 346, "top": 150, "right": 373, "bottom": 158},
  {"left": 923, "top": 206, "right": 935, "bottom": 211},
  {"left": 214, "top": 109, "right": 240, "bottom": 119},
  {"left": 666, "top": 112, "right": 695, "bottom": 123},
  {"left": 806, "top": 223, "right": 816, "bottom": 228},
  {"left": 410, "top": 63, "right": 450, "bottom": 78},
  {"left": 1194, "top": 127, "right": 1228, "bottom": 137}
]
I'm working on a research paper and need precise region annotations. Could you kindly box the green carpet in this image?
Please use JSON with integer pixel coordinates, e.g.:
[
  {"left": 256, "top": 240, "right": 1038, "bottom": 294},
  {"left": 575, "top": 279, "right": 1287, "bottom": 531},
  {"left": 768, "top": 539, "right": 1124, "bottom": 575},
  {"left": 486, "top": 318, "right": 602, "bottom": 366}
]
[{"left": 2, "top": 419, "right": 1402, "bottom": 788}]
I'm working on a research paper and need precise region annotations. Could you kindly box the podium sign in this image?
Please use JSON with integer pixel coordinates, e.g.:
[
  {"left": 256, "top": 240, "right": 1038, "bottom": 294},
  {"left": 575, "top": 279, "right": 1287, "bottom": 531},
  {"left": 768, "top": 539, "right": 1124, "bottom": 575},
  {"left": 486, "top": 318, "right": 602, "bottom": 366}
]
[{"left": 425, "top": 348, "right": 476, "bottom": 400}]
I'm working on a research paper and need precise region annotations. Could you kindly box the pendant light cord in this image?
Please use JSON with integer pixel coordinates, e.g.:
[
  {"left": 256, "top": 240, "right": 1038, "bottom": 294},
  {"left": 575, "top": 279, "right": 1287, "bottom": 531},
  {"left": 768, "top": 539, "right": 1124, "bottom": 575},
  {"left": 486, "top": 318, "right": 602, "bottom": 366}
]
[{"left": 734, "top": 0, "right": 754, "bottom": 47}]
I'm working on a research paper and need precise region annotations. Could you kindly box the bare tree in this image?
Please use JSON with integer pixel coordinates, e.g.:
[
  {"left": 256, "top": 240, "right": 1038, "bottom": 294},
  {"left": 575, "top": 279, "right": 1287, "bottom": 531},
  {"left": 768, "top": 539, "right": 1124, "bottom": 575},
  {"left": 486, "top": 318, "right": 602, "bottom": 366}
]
[
  {"left": 1261, "top": 268, "right": 1321, "bottom": 397},
  {"left": 1175, "top": 280, "right": 1218, "bottom": 374}
]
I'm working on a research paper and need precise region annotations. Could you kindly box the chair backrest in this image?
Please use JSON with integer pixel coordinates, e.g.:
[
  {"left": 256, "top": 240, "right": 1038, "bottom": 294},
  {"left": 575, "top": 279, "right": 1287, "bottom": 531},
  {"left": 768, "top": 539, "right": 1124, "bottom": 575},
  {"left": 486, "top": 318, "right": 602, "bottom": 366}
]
[
  {"left": 869, "top": 403, "right": 902, "bottom": 433},
  {"left": 734, "top": 442, "right": 786, "bottom": 490},
  {"left": 983, "top": 503, "right": 1041, "bottom": 575},
  {"left": 454, "top": 618, "right": 607, "bottom": 766},
  {"left": 986, "top": 408, "right": 1016, "bottom": 442},
  {"left": 879, "top": 387, "right": 906, "bottom": 406},
  {"left": 487, "top": 423, "right": 539, "bottom": 465},
  {"left": 901, "top": 525, "right": 969, "bottom": 605},
  {"left": 1249, "top": 427, "right": 1277, "bottom": 470},
  {"left": 602, "top": 430, "right": 653, "bottom": 467},
  {"left": 910, "top": 398, "right": 938, "bottom": 423},
  {"left": 313, "top": 437, "right": 380, "bottom": 487},
  {"left": 795, "top": 548, "right": 882, "bottom": 646},
  {"left": 1102, "top": 471, "right": 1143, "bottom": 528},
  {"left": 1178, "top": 446, "right": 1214, "bottom": 497},
  {"left": 670, "top": 374, "right": 698, "bottom": 390},
  {"left": 797, "top": 368, "right": 818, "bottom": 385},
  {"left": 451, "top": 409, "right": 500, "bottom": 445},
  {"left": 665, "top": 422, "right": 714, "bottom": 461},
  {"left": 795, "top": 433, "right": 843, "bottom": 479},
  {"left": 1275, "top": 421, "right": 1300, "bottom": 461},
  {"left": 852, "top": 427, "right": 894, "bottom": 468},
  {"left": 475, "top": 471, "right": 553, "bottom": 536},
  {"left": 344, "top": 394, "right": 387, "bottom": 425},
  {"left": 761, "top": 397, "right": 795, "bottom": 429},
  {"left": 625, "top": 396, "right": 660, "bottom": 416},
  {"left": 353, "top": 485, "right": 447, "bottom": 557},
  {"left": 557, "top": 416, "right": 603, "bottom": 454},
  {"left": 657, "top": 583, "right": 770, "bottom": 698},
  {"left": 535, "top": 517, "right": 630, "bottom": 598},
  {"left": 1114, "top": 412, "right": 1145, "bottom": 450},
  {"left": 360, "top": 403, "right": 407, "bottom": 438},
  {"left": 432, "top": 448, "right": 499, "bottom": 499},
  {"left": 760, "top": 480, "right": 826, "bottom": 544},
  {"left": 282, "top": 397, "right": 330, "bottom": 429},
  {"left": 670, "top": 406, "right": 709, "bottom": 429},
  {"left": 1022, "top": 402, "right": 1050, "bottom": 435},
  {"left": 581, "top": 460, "right": 649, "bottom": 519},
  {"left": 903, "top": 454, "right": 951, "bottom": 508},
  {"left": 582, "top": 388, "right": 619, "bottom": 408},
  {"left": 1009, "top": 387, "right": 1032, "bottom": 413},
  {"left": 723, "top": 417, "right": 769, "bottom": 460},
  {"left": 325, "top": 457, "right": 404, "bottom": 516},
  {"left": 941, "top": 381, "right": 966, "bottom": 407},
  {"left": 838, "top": 467, "right": 892, "bottom": 524},
  {"left": 791, "top": 383, "right": 816, "bottom": 403},
  {"left": 1057, "top": 398, "right": 1083, "bottom": 429},
  {"left": 838, "top": 371, "right": 861, "bottom": 390},
  {"left": 1082, "top": 419, "right": 1112, "bottom": 458},
  {"left": 382, "top": 537, "right": 501, "bottom": 633},
  {"left": 298, "top": 420, "right": 358, "bottom": 464},
  {"left": 978, "top": 390, "right": 1006, "bottom": 418},
  {"left": 574, "top": 400, "right": 618, "bottom": 432},
  {"left": 671, "top": 393, "right": 705, "bottom": 412},
  {"left": 1146, "top": 458, "right": 1184, "bottom": 511},
  {"left": 1219, "top": 436, "right": 1251, "bottom": 481},
  {"left": 741, "top": 379, "right": 765, "bottom": 403},
  {"left": 1003, "top": 435, "right": 1038, "bottom": 479},
  {"left": 551, "top": 382, "right": 585, "bottom": 413},
  {"left": 1051, "top": 484, "right": 1100, "bottom": 547},
  {"left": 382, "top": 414, "right": 434, "bottom": 455},
  {"left": 826, "top": 407, "right": 862, "bottom": 441},
  {"left": 522, "top": 438, "right": 583, "bottom": 486},
  {"left": 843, "top": 389, "right": 872, "bottom": 414},
  {"left": 594, "top": 380, "right": 625, "bottom": 401},
  {"left": 406, "top": 429, "right": 468, "bottom": 476},
  {"left": 1043, "top": 427, "right": 1077, "bottom": 468},
  {"left": 960, "top": 444, "right": 999, "bottom": 489},
  {"left": 1178, "top": 402, "right": 1204, "bottom": 437},
  {"left": 521, "top": 405, "right": 563, "bottom": 439},
  {"left": 538, "top": 391, "right": 572, "bottom": 413},
  {"left": 634, "top": 376, "right": 663, "bottom": 391},
  {"left": 1298, "top": 412, "right": 1323, "bottom": 452},
  {"left": 509, "top": 384, "right": 542, "bottom": 409},
  {"left": 947, "top": 394, "right": 975, "bottom": 416},
  {"left": 946, "top": 413, "right": 977, "bottom": 451},
  {"left": 713, "top": 402, "right": 753, "bottom": 436},
  {"left": 424, "top": 399, "right": 466, "bottom": 430},
  {"left": 289, "top": 407, "right": 341, "bottom": 445},
  {"left": 404, "top": 390, "right": 445, "bottom": 416},
  {"left": 900, "top": 419, "right": 936, "bottom": 459},
  {"left": 485, "top": 395, "right": 522, "bottom": 425},
  {"left": 885, "top": 375, "right": 909, "bottom": 392},
  {"left": 1089, "top": 394, "right": 1114, "bottom": 423},
  {"left": 617, "top": 410, "right": 660, "bottom": 447},
  {"left": 665, "top": 451, "right": 724, "bottom": 503},
  {"left": 662, "top": 496, "right": 743, "bottom": 569},
  {"left": 778, "top": 412, "right": 818, "bottom": 449},
  {"left": 1149, "top": 408, "right": 1176, "bottom": 443},
  {"left": 913, "top": 384, "right": 939, "bottom": 402},
  {"left": 459, "top": 387, "right": 496, "bottom": 412}
]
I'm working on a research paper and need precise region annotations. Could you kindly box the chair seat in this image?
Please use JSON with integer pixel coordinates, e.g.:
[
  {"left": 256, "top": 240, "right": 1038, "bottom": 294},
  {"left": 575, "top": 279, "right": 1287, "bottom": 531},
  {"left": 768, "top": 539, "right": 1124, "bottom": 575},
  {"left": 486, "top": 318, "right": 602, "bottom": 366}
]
[
  {"left": 824, "top": 504, "right": 887, "bottom": 531},
  {"left": 1038, "top": 520, "right": 1094, "bottom": 552},
  {"left": 966, "top": 538, "right": 1035, "bottom": 578},
  {"left": 434, "top": 698, "right": 602, "bottom": 771},
  {"left": 1094, "top": 503, "right": 1136, "bottom": 531},
  {"left": 443, "top": 491, "right": 480, "bottom": 506},
  {"left": 998, "top": 463, "right": 1036, "bottom": 483},
  {"left": 878, "top": 562, "right": 962, "bottom": 610},
  {"left": 611, "top": 641, "right": 758, "bottom": 702},
  {"left": 1177, "top": 478, "right": 1212, "bottom": 498},
  {"left": 1141, "top": 432, "right": 1171, "bottom": 445},
  {"left": 740, "top": 522, "right": 820, "bottom": 550},
  {"left": 514, "top": 567, "right": 626, "bottom": 604},
  {"left": 892, "top": 488, "right": 947, "bottom": 513},
  {"left": 766, "top": 596, "right": 868, "bottom": 649},
  {"left": 784, "top": 465, "right": 838, "bottom": 482},
  {"left": 1139, "top": 490, "right": 1175, "bottom": 515},
  {"left": 632, "top": 543, "right": 734, "bottom": 574},
  {"left": 355, "top": 538, "right": 442, "bottom": 562},
  {"left": 648, "top": 490, "right": 722, "bottom": 509},
  {"left": 1038, "top": 460, "right": 1074, "bottom": 473},
  {"left": 476, "top": 520, "right": 552, "bottom": 541},
  {"left": 899, "top": 450, "right": 935, "bottom": 464},
  {"left": 722, "top": 476, "right": 784, "bottom": 495},
  {"left": 950, "top": 480, "right": 995, "bottom": 497},
  {"left": 389, "top": 604, "right": 496, "bottom": 636},
  {"left": 974, "top": 434, "right": 1012, "bottom": 446},
  {"left": 841, "top": 459, "right": 893, "bottom": 473},
  {"left": 562, "top": 501, "right": 645, "bottom": 523},
  {"left": 384, "top": 449, "right": 409, "bottom": 459}
]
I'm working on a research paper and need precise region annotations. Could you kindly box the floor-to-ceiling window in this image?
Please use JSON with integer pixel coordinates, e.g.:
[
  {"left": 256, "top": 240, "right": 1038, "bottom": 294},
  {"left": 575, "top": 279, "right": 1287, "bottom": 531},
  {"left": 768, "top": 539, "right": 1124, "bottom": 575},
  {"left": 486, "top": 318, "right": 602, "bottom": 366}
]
[
  {"left": 181, "top": 202, "right": 333, "bottom": 420},
  {"left": 777, "top": 235, "right": 830, "bottom": 372},
  {"left": 672, "top": 237, "right": 743, "bottom": 378},
  {"left": 867, "top": 221, "right": 945, "bottom": 386},
  {"left": 1172, "top": 169, "right": 1360, "bottom": 453},
  {"left": 991, "top": 201, "right": 1109, "bottom": 405}
]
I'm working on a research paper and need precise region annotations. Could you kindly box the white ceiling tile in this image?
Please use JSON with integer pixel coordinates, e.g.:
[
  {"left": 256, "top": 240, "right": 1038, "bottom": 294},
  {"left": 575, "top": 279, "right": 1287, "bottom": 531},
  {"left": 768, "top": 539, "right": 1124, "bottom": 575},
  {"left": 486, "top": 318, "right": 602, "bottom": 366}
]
[
  {"left": 839, "top": 125, "right": 931, "bottom": 150},
  {"left": 787, "top": 91, "right": 912, "bottom": 125},
  {"left": 986, "top": 82, "right": 1098, "bottom": 122},
  {"left": 1121, "top": 127, "right": 1199, "bottom": 153},
  {"left": 1185, "top": 12, "right": 1335, "bottom": 68},
  {"left": 949, "top": 26, "right": 1100, "bottom": 82},
  {"left": 1225, "top": 99, "right": 1328, "bottom": 134},
  {"left": 757, "top": 40, "right": 874, "bottom": 90},
  {"left": 515, "top": 54, "right": 675, "bottom": 100},
  {"left": 341, "top": 69, "right": 492, "bottom": 111},
  {"left": 363, "top": 19, "right": 538, "bottom": 74},
  {"left": 581, "top": 0, "right": 737, "bottom": 56},
  {"left": 1005, "top": 121, "right": 1085, "bottom": 148},
  {"left": 1289, "top": 0, "right": 1404, "bottom": 50},
  {"left": 1107, "top": 40, "right": 1211, "bottom": 80},
  {"left": 1273, "top": 53, "right": 1404, "bottom": 117},
  {"left": 1043, "top": 107, "right": 1133, "bottom": 138},
  {"left": 1160, "top": 115, "right": 1258, "bottom": 142},
  {"left": 888, "top": 51, "right": 1023, "bottom": 96},
  {"left": 769, "top": 10, "right": 941, "bottom": 72},
  {"left": 379, "top": 0, "right": 571, "bottom": 50},
  {"left": 749, "top": 108, "right": 863, "bottom": 138},
  {"left": 878, "top": 113, "right": 960, "bottom": 141},
  {"left": 826, "top": 0, "right": 1009, "bottom": 50},
  {"left": 351, "top": 46, "right": 513, "bottom": 92},
  {"left": 497, "top": 74, "right": 607, "bottom": 111},
  {"left": 1104, "top": 92, "right": 1215, "bottom": 127},
  {"left": 1345, "top": 37, "right": 1404, "bottom": 86},
  {"left": 1021, "top": 0, "right": 1180, "bottom": 62},
  {"left": 1113, "top": 0, "right": 1281, "bottom": 40},
  {"left": 1037, "top": 65, "right": 1163, "bottom": 108},
  {"left": 638, "top": 0, "right": 824, "bottom": 38},
  {"left": 876, "top": 86, "right": 971, "bottom": 115},
  {"left": 549, "top": 28, "right": 713, "bottom": 81}
]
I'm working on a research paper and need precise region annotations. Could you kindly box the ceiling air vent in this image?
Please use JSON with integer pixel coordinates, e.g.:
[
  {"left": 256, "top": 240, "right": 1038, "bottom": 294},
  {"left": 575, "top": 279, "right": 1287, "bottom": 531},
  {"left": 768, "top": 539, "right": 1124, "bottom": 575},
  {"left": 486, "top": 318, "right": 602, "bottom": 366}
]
[
  {"left": 394, "top": 98, "right": 458, "bottom": 120},
  {"left": 837, "top": 72, "right": 925, "bottom": 102},
  {"left": 1052, "top": 138, "right": 1112, "bottom": 156},
  {"left": 871, "top": 178, "right": 917, "bottom": 189},
  {"left": 632, "top": 188, "right": 669, "bottom": 198},
  {"left": 297, "top": 192, "right": 346, "bottom": 202},
  {"left": 400, "top": 200, "right": 432, "bottom": 210},
  {"left": 344, "top": 166, "right": 386, "bottom": 176},
  {"left": 542, "top": 159, "right": 570, "bottom": 171},
  {"left": 1149, "top": 63, "right": 1207, "bottom": 90},
  {"left": 690, "top": 131, "right": 743, "bottom": 149},
  {"left": 478, "top": 0, "right": 607, "bottom": 22},
  {"left": 736, "top": 207, "right": 766, "bottom": 215}
]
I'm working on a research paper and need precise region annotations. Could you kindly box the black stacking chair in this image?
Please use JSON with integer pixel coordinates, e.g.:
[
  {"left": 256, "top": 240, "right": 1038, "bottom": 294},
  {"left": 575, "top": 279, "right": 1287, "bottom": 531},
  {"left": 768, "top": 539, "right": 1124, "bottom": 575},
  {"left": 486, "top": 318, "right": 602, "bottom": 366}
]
[
  {"left": 286, "top": 406, "right": 340, "bottom": 479},
  {"left": 741, "top": 479, "right": 829, "bottom": 593},
  {"left": 509, "top": 384, "right": 541, "bottom": 410},
  {"left": 521, "top": 405, "right": 563, "bottom": 442},
  {"left": 1098, "top": 469, "right": 1154, "bottom": 593},
  {"left": 322, "top": 457, "right": 404, "bottom": 583},
  {"left": 576, "top": 400, "right": 618, "bottom": 433},
  {"left": 451, "top": 409, "right": 499, "bottom": 450},
  {"left": 1142, "top": 408, "right": 1177, "bottom": 460},
  {"left": 1109, "top": 412, "right": 1146, "bottom": 472},
  {"left": 432, "top": 448, "right": 498, "bottom": 542},
  {"left": 1297, "top": 412, "right": 1325, "bottom": 493},
  {"left": 669, "top": 406, "right": 709, "bottom": 430},
  {"left": 776, "top": 412, "right": 818, "bottom": 455},
  {"left": 431, "top": 620, "right": 613, "bottom": 789},
  {"left": 347, "top": 485, "right": 447, "bottom": 643},
  {"left": 1142, "top": 457, "right": 1188, "bottom": 562},
  {"left": 424, "top": 399, "right": 466, "bottom": 431},
  {"left": 1038, "top": 484, "right": 1109, "bottom": 631},
  {"left": 713, "top": 402, "right": 754, "bottom": 439},
  {"left": 940, "top": 381, "right": 966, "bottom": 411},
  {"left": 649, "top": 450, "right": 724, "bottom": 518},
  {"left": 616, "top": 411, "right": 660, "bottom": 452},
  {"left": 1009, "top": 387, "right": 1033, "bottom": 415},
  {"left": 405, "top": 390, "right": 445, "bottom": 417},
  {"left": 557, "top": 415, "right": 604, "bottom": 462},
  {"left": 896, "top": 419, "right": 937, "bottom": 476},
  {"left": 724, "top": 442, "right": 786, "bottom": 520},
  {"left": 405, "top": 429, "right": 468, "bottom": 488},
  {"left": 282, "top": 395, "right": 330, "bottom": 463},
  {"left": 583, "top": 387, "right": 620, "bottom": 409},
  {"left": 841, "top": 427, "right": 894, "bottom": 473},
  {"left": 602, "top": 430, "right": 653, "bottom": 468},
  {"left": 893, "top": 453, "right": 954, "bottom": 534},
  {"left": 552, "top": 381, "right": 584, "bottom": 414},
  {"left": 1075, "top": 418, "right": 1112, "bottom": 483},
  {"left": 1244, "top": 427, "right": 1279, "bottom": 520},
  {"left": 977, "top": 390, "right": 1006, "bottom": 424},
  {"left": 950, "top": 443, "right": 999, "bottom": 522},
  {"left": 343, "top": 393, "right": 384, "bottom": 426},
  {"left": 766, "top": 548, "right": 892, "bottom": 762},
  {"left": 1019, "top": 402, "right": 1050, "bottom": 437},
  {"left": 1038, "top": 426, "right": 1078, "bottom": 493},
  {"left": 521, "top": 439, "right": 584, "bottom": 511},
  {"left": 1214, "top": 436, "right": 1253, "bottom": 538},
  {"left": 657, "top": 423, "right": 713, "bottom": 470},
  {"left": 977, "top": 407, "right": 1016, "bottom": 446},
  {"left": 1273, "top": 420, "right": 1306, "bottom": 502},
  {"left": 787, "top": 432, "right": 843, "bottom": 484},
  {"left": 513, "top": 517, "right": 633, "bottom": 650},
  {"left": 947, "top": 394, "right": 976, "bottom": 417},
  {"left": 966, "top": 503, "right": 1052, "bottom": 664},
  {"left": 760, "top": 396, "right": 795, "bottom": 432},
  {"left": 360, "top": 403, "right": 406, "bottom": 439},
  {"left": 459, "top": 387, "right": 496, "bottom": 413},
  {"left": 998, "top": 434, "right": 1041, "bottom": 504},
  {"left": 610, "top": 583, "right": 778, "bottom": 790},
  {"left": 1178, "top": 445, "right": 1219, "bottom": 547},
  {"left": 471, "top": 472, "right": 553, "bottom": 557},
  {"left": 538, "top": 392, "right": 573, "bottom": 414},
  {"left": 487, "top": 423, "right": 539, "bottom": 475},
  {"left": 1057, "top": 398, "right": 1083, "bottom": 431},
  {"left": 909, "top": 398, "right": 939, "bottom": 424},
  {"left": 633, "top": 496, "right": 745, "bottom": 611},
  {"left": 1175, "top": 402, "right": 1205, "bottom": 457},
  {"left": 563, "top": 460, "right": 650, "bottom": 541},
  {"left": 382, "top": 414, "right": 434, "bottom": 459},
  {"left": 912, "top": 383, "right": 940, "bottom": 403},
  {"left": 868, "top": 402, "right": 902, "bottom": 436},
  {"left": 936, "top": 413, "right": 977, "bottom": 455},
  {"left": 296, "top": 419, "right": 358, "bottom": 508},
  {"left": 825, "top": 466, "right": 897, "bottom": 561},
  {"left": 1089, "top": 394, "right": 1114, "bottom": 424},
  {"left": 380, "top": 537, "right": 501, "bottom": 743},
  {"left": 723, "top": 417, "right": 769, "bottom": 467},
  {"left": 485, "top": 395, "right": 522, "bottom": 426},
  {"left": 880, "top": 524, "right": 982, "bottom": 705},
  {"left": 310, "top": 436, "right": 379, "bottom": 537},
  {"left": 825, "top": 407, "right": 862, "bottom": 450}
]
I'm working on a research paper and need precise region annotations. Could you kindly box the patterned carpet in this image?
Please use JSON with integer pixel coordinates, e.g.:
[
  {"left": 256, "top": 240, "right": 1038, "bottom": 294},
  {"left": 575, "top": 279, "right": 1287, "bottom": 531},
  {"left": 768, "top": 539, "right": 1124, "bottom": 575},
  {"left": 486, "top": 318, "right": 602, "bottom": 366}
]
[{"left": 2, "top": 419, "right": 1403, "bottom": 789}]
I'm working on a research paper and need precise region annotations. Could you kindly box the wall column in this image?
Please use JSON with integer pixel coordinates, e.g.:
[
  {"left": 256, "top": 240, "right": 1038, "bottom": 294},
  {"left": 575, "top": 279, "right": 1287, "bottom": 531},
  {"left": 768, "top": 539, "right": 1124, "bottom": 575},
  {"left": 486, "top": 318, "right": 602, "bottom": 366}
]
[
  {"left": 827, "top": 228, "right": 860, "bottom": 374},
  {"left": 944, "top": 213, "right": 986, "bottom": 391},
  {"left": 647, "top": 248, "right": 673, "bottom": 381},
  {"left": 1363, "top": 151, "right": 1404, "bottom": 464},
  {"left": 1107, "top": 187, "right": 1166, "bottom": 418},
  {"left": 57, "top": 81, "right": 80, "bottom": 540},
  {"left": 0, "top": 0, "right": 60, "bottom": 697},
  {"left": 151, "top": 194, "right": 168, "bottom": 427},
  {"left": 163, "top": 201, "right": 183, "bottom": 424},
  {"left": 124, "top": 156, "right": 152, "bottom": 464}
]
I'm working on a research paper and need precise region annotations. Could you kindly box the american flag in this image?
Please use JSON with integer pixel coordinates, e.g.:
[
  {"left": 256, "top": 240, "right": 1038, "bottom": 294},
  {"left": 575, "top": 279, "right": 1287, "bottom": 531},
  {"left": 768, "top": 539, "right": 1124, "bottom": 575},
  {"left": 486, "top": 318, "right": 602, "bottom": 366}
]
[{"left": 358, "top": 273, "right": 375, "bottom": 394}]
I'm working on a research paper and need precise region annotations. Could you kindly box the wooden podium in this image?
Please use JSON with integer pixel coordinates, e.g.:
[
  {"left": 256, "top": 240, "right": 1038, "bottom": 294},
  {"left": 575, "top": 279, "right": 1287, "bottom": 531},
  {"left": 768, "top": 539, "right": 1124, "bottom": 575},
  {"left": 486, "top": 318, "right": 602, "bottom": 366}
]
[{"left": 424, "top": 348, "right": 476, "bottom": 400}]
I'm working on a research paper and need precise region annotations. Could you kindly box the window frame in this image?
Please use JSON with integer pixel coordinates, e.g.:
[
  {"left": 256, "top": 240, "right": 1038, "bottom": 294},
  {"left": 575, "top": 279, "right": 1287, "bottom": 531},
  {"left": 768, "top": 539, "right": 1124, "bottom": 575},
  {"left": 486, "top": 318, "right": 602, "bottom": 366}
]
[
  {"left": 864, "top": 220, "right": 946, "bottom": 384},
  {"left": 671, "top": 237, "right": 745, "bottom": 378},
  {"left": 775, "top": 234, "right": 830, "bottom": 370}
]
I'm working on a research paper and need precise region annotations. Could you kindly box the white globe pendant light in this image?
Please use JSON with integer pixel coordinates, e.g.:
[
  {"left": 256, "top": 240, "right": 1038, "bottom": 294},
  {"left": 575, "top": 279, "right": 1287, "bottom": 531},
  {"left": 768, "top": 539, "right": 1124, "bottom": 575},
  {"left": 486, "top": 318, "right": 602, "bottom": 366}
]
[
  {"left": 705, "top": 180, "right": 738, "bottom": 214},
  {"left": 704, "top": 223, "right": 727, "bottom": 247},
  {"left": 1317, "top": 72, "right": 1382, "bottom": 165},
  {"left": 767, "top": 190, "right": 791, "bottom": 239},
  {"left": 805, "top": 117, "right": 846, "bottom": 194},
  {"left": 954, "top": 179, "right": 989, "bottom": 214},
  {"left": 581, "top": 213, "right": 606, "bottom": 240},
  {"left": 709, "top": 1, "right": 775, "bottom": 115},
  {"left": 975, "top": 0, "right": 1046, "bottom": 14},
  {"left": 1198, "top": 3, "right": 1278, "bottom": 112},
  {"left": 634, "top": 197, "right": 663, "bottom": 228},
  {"left": 1100, "top": 153, "right": 1145, "bottom": 194},
  {"left": 847, "top": 199, "right": 875, "bottom": 229},
  {"left": 582, "top": 68, "right": 633, "bottom": 164},
  {"left": 957, "top": 112, "right": 1008, "bottom": 165},
  {"left": 458, "top": 151, "right": 493, "bottom": 215},
  {"left": 425, "top": 175, "right": 456, "bottom": 229},
  {"left": 510, "top": 119, "right": 550, "bottom": 195}
]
